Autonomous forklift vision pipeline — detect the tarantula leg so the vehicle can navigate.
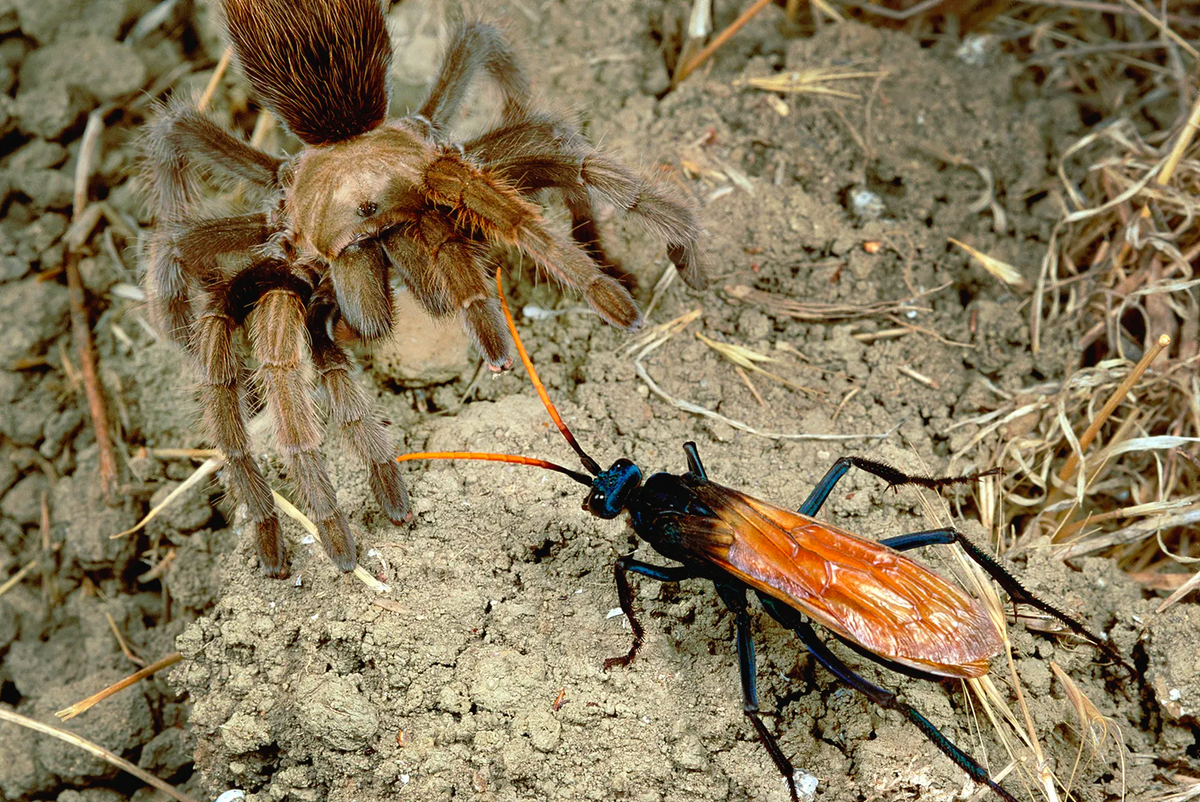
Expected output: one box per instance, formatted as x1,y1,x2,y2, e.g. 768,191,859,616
141,97,283,220
578,153,707,290
307,303,411,525
329,241,394,341
400,216,515,368
191,285,286,577
462,117,706,287
147,213,272,356
463,118,610,266
146,232,197,347
419,22,532,136
248,278,357,571
422,152,640,329
378,226,453,316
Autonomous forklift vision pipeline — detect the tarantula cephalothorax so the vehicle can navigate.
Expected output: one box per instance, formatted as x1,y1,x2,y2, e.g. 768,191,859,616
141,0,707,577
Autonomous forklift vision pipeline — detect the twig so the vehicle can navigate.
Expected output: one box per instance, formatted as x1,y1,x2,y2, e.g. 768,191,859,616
197,46,232,113
67,102,119,501
111,456,222,539
1052,335,1171,494
734,366,767,406
836,0,946,20
898,365,939,389
66,250,118,501
0,559,39,597
628,310,894,442
0,707,199,802
1014,0,1200,25
1158,88,1200,188
1155,570,1200,612
39,490,57,607
270,491,391,593
724,282,943,322
55,652,182,721
1115,0,1199,59
106,613,146,667
674,0,772,85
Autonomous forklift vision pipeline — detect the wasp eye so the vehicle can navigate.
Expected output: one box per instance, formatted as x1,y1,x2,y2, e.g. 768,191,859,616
357,201,378,218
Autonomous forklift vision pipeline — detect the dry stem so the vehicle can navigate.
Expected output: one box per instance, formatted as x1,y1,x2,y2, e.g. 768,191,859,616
0,707,199,802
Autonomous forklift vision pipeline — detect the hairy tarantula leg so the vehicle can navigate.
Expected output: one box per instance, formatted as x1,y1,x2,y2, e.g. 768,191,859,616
421,152,640,329
147,213,272,353
307,310,412,525
191,288,286,577
378,227,454,317
329,241,393,341
248,283,357,571
462,118,611,265
419,22,532,137
146,232,197,347
406,215,515,368
578,153,708,290
461,117,706,287
141,97,283,221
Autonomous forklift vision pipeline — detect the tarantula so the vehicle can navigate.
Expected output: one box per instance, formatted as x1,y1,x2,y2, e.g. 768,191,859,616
141,0,707,577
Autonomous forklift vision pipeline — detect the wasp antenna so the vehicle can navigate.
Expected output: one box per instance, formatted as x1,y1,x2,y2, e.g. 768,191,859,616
395,451,592,487
495,270,603,476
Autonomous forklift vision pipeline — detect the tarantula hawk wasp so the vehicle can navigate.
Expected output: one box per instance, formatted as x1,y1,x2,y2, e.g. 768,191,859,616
396,272,1130,802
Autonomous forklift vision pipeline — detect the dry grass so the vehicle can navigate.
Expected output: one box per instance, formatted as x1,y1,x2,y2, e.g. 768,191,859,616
934,2,1200,611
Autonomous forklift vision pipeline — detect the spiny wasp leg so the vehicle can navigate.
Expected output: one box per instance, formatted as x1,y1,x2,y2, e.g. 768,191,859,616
716,583,803,802
605,556,697,669
683,441,708,479
757,595,1020,802
880,527,1129,670
798,456,1000,517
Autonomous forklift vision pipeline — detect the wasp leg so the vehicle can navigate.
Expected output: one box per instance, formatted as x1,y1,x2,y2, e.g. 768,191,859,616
605,556,697,669
757,594,1019,802
798,457,997,517
715,583,801,802
882,528,1131,671
681,441,707,479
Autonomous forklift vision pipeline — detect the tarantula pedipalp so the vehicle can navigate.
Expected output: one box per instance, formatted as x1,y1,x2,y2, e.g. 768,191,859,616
141,0,707,577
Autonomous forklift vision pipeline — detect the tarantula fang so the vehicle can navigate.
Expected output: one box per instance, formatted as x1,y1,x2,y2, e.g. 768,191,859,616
141,0,707,576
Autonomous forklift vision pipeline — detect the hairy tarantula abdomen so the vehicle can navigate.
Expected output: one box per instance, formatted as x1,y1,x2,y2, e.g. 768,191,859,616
223,0,391,146
140,0,707,576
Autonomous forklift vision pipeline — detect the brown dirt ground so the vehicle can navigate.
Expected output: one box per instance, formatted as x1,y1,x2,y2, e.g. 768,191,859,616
0,1,1195,802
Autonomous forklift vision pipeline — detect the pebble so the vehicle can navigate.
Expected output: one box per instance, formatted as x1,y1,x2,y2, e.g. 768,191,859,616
526,709,561,753
15,36,147,139
469,649,546,712
39,408,82,460
14,0,154,45
10,168,74,210
1,472,47,526
669,732,708,771
0,277,69,366
219,712,272,755
369,290,473,386
297,675,380,750
7,139,66,171
52,470,138,570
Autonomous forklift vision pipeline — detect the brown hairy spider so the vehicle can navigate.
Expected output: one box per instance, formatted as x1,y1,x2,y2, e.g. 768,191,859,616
141,0,707,577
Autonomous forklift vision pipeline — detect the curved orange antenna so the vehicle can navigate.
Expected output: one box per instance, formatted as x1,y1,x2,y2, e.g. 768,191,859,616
395,451,592,486
495,269,603,476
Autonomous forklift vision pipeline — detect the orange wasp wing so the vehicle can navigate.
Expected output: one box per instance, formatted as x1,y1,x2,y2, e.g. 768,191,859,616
673,481,1003,679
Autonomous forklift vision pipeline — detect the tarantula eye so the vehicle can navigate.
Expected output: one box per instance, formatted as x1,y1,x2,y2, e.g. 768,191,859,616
357,201,378,218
